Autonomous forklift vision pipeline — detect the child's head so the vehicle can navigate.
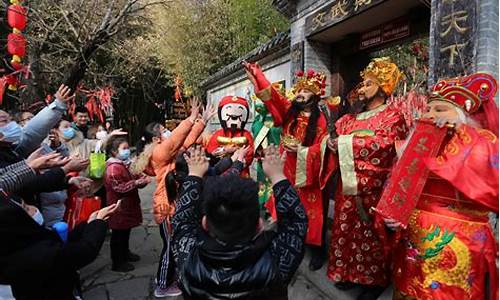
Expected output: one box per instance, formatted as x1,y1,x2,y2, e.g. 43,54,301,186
107,136,130,161
201,175,261,243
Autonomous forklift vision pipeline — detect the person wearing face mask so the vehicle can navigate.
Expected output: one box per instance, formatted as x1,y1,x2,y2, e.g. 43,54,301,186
323,58,408,299
57,119,126,191
0,85,72,163
96,125,109,141
129,98,216,297
104,137,151,272
0,192,120,300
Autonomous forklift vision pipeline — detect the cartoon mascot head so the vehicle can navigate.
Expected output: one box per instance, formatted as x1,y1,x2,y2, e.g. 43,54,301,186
218,96,250,134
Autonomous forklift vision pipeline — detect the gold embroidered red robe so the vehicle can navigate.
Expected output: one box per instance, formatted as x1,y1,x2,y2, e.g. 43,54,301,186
393,125,499,300
206,128,254,177
256,85,333,246
327,104,408,286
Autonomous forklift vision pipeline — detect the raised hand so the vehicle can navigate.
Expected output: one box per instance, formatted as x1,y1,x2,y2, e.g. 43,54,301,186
88,200,121,222
68,176,93,190
231,145,250,164
327,137,338,152
383,218,401,231
242,60,259,88
201,101,217,123
109,128,128,137
27,149,69,171
62,156,90,174
184,145,210,178
54,84,75,103
262,144,286,185
189,97,202,122
48,129,61,149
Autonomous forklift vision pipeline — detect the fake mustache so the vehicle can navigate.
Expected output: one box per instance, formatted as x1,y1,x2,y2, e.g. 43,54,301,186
227,114,242,121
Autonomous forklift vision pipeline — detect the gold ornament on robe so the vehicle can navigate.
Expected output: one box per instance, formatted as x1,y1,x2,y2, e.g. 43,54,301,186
216,136,248,146
282,135,300,147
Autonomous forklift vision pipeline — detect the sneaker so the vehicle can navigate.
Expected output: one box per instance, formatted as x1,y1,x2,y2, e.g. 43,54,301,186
154,282,182,298
111,262,135,272
127,251,141,262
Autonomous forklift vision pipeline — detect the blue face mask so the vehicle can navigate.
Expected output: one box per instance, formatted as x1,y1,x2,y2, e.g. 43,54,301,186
62,127,76,140
118,149,131,161
0,121,23,144
32,207,44,226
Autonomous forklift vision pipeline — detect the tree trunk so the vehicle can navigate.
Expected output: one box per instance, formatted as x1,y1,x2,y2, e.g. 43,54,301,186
63,31,108,90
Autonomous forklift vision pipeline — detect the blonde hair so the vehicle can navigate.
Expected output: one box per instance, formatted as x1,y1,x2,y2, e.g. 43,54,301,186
130,143,156,175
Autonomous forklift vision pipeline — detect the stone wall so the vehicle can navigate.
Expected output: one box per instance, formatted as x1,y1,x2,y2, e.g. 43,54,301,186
290,0,333,95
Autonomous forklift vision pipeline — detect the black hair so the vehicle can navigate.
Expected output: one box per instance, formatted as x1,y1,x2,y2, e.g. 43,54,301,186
106,136,128,157
284,95,321,146
75,106,89,115
165,151,189,202
203,175,259,243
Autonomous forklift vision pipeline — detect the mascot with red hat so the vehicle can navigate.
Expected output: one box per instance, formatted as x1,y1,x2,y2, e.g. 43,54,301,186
206,96,254,176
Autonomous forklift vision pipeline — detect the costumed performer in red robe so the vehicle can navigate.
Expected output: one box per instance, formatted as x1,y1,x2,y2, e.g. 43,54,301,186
325,57,409,299
384,73,499,300
243,62,339,271
206,96,254,176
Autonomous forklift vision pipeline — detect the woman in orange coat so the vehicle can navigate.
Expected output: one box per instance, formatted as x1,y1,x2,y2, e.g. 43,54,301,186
132,98,216,297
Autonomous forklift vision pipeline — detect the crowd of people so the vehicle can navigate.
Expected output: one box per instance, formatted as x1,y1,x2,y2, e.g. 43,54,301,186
0,56,498,300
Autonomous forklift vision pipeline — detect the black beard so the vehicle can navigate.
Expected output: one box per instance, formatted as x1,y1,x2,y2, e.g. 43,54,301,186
230,124,238,134
291,99,313,111
351,99,366,114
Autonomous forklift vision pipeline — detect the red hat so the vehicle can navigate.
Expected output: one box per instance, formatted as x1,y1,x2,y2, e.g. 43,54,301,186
218,96,249,109
430,73,498,135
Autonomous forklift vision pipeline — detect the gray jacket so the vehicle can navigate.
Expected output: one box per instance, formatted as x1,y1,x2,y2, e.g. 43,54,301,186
39,142,70,228
15,99,67,158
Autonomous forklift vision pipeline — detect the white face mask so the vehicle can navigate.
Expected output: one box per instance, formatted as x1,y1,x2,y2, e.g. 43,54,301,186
162,129,172,139
32,207,44,226
96,131,108,140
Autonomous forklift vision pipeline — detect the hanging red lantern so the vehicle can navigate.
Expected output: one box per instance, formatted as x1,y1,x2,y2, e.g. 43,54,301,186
7,33,26,57
7,5,27,31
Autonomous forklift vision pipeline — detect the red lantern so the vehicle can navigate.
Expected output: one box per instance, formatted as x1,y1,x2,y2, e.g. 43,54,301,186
7,33,26,57
7,5,27,31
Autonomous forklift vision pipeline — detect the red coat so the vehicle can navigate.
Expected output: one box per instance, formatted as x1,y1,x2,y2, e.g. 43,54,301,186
104,158,144,230
206,128,254,177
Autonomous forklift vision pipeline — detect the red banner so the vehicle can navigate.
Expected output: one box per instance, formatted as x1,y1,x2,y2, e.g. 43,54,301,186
374,120,448,228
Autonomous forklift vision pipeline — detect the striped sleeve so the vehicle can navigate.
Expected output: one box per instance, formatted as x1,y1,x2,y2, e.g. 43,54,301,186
0,160,37,193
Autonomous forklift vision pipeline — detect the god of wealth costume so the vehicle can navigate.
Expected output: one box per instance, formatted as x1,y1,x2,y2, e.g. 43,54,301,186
326,58,408,286
251,67,337,246
389,73,499,300
252,98,282,208
206,96,254,176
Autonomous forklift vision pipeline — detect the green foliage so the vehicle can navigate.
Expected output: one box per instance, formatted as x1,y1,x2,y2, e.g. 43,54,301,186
150,0,289,94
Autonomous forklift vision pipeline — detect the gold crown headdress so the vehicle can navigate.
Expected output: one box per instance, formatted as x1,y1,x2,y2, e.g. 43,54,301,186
360,57,402,96
291,69,327,96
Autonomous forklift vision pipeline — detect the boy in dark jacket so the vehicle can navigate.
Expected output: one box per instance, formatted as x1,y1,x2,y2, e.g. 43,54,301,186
172,145,308,300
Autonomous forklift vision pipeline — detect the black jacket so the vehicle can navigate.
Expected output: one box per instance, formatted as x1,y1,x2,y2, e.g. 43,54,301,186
172,177,308,300
0,197,108,300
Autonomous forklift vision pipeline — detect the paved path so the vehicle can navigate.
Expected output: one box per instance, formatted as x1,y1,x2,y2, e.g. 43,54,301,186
82,182,392,300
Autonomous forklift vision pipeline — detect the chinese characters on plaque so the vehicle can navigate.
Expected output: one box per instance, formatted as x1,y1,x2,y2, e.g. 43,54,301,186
305,0,386,36
291,42,304,83
433,0,476,80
